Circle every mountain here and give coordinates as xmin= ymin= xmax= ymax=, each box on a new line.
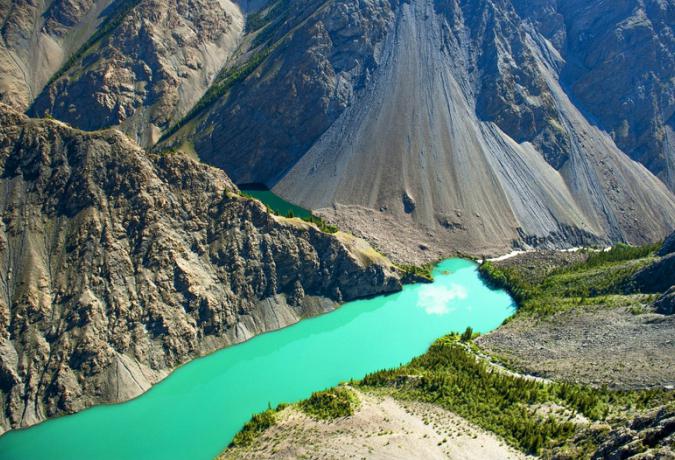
xmin=178 ymin=0 xmax=675 ymax=259
xmin=2 ymin=0 xmax=244 ymax=146
xmin=0 ymin=0 xmax=112 ymax=109
xmin=1 ymin=0 xmax=673 ymax=260
xmin=0 ymin=103 xmax=400 ymax=432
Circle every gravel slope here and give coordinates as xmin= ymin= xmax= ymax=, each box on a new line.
xmin=222 ymin=389 xmax=528 ymax=460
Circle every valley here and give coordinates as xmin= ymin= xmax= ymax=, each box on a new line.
xmin=0 ymin=0 xmax=673 ymax=458
xmin=221 ymin=240 xmax=675 ymax=459
xmin=0 ymin=259 xmax=514 ymax=459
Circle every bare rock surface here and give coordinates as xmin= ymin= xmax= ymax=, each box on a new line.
xmin=630 ymin=253 xmax=675 ymax=294
xmin=0 ymin=104 xmax=401 ymax=433
xmin=184 ymin=0 xmax=675 ymax=260
xmin=655 ymin=287 xmax=675 ymax=315
xmin=0 ymin=0 xmax=114 ymax=108
xmin=28 ymin=0 xmax=244 ymax=147
xmin=590 ymin=405 xmax=675 ymax=460
xmin=477 ymin=306 xmax=675 ymax=390
xmin=659 ymin=230 xmax=675 ymax=257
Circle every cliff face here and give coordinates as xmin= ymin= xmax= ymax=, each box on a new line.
xmin=0 ymin=104 xmax=401 ymax=433
xmin=183 ymin=0 xmax=675 ymax=260
xmin=554 ymin=0 xmax=675 ymax=191
xmin=28 ymin=0 xmax=244 ymax=147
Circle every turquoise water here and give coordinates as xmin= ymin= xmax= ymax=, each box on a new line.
xmin=0 ymin=259 xmax=514 ymax=460
xmin=240 ymin=187 xmax=313 ymax=218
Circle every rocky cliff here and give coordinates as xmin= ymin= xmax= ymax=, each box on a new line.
xmin=0 ymin=104 xmax=401 ymax=433
xmin=27 ymin=0 xmax=244 ymax=147
xmin=0 ymin=0 xmax=114 ymax=109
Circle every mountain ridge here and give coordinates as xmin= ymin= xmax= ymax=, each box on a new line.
xmin=0 ymin=103 xmax=400 ymax=433
xmin=1 ymin=0 xmax=673 ymax=262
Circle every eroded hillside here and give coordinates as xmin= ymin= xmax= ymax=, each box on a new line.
xmin=0 ymin=103 xmax=401 ymax=433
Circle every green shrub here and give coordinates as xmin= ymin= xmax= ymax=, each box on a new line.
xmin=229 ymin=409 xmax=276 ymax=447
xmin=478 ymin=242 xmax=659 ymax=317
xmin=299 ymin=387 xmax=357 ymax=420
xmin=300 ymin=215 xmax=338 ymax=234
xmin=396 ymin=263 xmax=434 ymax=283
xmin=478 ymin=261 xmax=533 ymax=303
xmin=583 ymin=243 xmax=660 ymax=268
xmin=360 ymin=336 xmax=672 ymax=455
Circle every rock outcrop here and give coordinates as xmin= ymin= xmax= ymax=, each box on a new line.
xmin=554 ymin=0 xmax=675 ymax=192
xmin=2 ymin=0 xmax=674 ymax=259
xmin=658 ymin=230 xmax=675 ymax=257
xmin=630 ymin=254 xmax=675 ymax=294
xmin=0 ymin=104 xmax=401 ymax=433
xmin=28 ymin=0 xmax=244 ymax=146
xmin=0 ymin=0 xmax=113 ymax=109
xmin=591 ymin=405 xmax=675 ymax=460
xmin=654 ymin=287 xmax=675 ymax=315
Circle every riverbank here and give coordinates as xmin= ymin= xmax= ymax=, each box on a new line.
xmin=0 ymin=259 xmax=513 ymax=460
xmin=222 ymin=335 xmax=674 ymax=459
xmin=476 ymin=244 xmax=674 ymax=389
xmin=221 ymin=387 xmax=527 ymax=460
xmin=222 ymin=240 xmax=675 ymax=459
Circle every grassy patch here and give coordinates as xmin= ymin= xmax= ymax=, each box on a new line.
xmin=299 ymin=387 xmax=358 ymax=420
xmin=478 ymin=243 xmax=661 ymax=317
xmin=229 ymin=409 xmax=277 ymax=448
xmin=396 ymin=263 xmax=434 ymax=283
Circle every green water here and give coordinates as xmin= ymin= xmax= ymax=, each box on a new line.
xmin=240 ymin=187 xmax=312 ymax=218
xmin=0 ymin=259 xmax=514 ymax=460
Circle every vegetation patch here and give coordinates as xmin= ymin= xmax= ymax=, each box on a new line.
xmin=478 ymin=243 xmax=661 ymax=317
xmin=299 ymin=387 xmax=359 ymax=420
xmin=299 ymin=215 xmax=338 ymax=234
xmin=245 ymin=0 xmax=291 ymax=34
xmin=360 ymin=335 xmax=672 ymax=456
xmin=43 ymin=0 xmax=142 ymax=88
xmin=238 ymin=189 xmax=338 ymax=233
xmin=582 ymin=243 xmax=661 ymax=268
xmin=229 ymin=409 xmax=278 ymax=448
xmin=160 ymin=47 xmax=274 ymax=141
xmin=396 ymin=263 xmax=434 ymax=283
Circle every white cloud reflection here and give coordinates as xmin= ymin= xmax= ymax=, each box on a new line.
xmin=417 ymin=283 xmax=467 ymax=315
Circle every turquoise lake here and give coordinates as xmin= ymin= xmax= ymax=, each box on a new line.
xmin=240 ymin=187 xmax=313 ymax=218
xmin=0 ymin=258 xmax=514 ymax=460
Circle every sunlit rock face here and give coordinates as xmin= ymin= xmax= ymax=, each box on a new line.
xmin=188 ymin=0 xmax=675 ymax=258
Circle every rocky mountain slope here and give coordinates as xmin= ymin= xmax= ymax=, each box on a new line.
xmin=176 ymin=0 xmax=675 ymax=259
xmin=0 ymin=103 xmax=401 ymax=433
xmin=3 ymin=0 xmax=244 ymax=147
xmin=1 ymin=0 xmax=673 ymax=258
xmin=0 ymin=0 xmax=115 ymax=109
